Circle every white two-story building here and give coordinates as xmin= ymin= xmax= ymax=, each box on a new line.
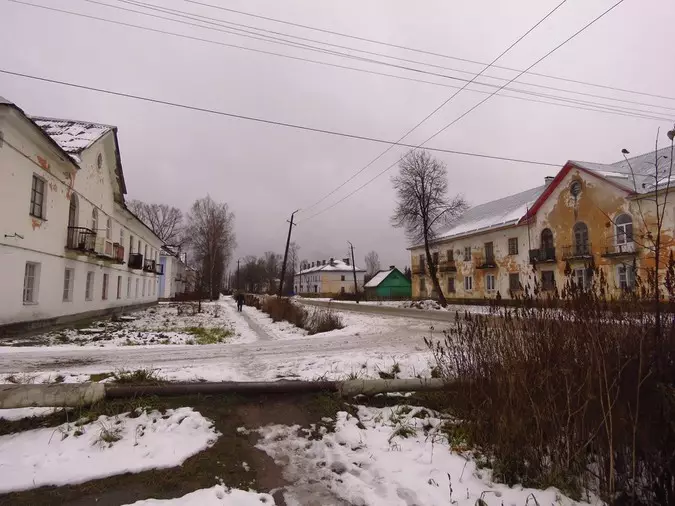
xmin=0 ymin=97 xmax=164 ymax=333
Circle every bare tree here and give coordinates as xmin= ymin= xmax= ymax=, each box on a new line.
xmin=185 ymin=196 xmax=236 ymax=300
xmin=364 ymin=251 xmax=381 ymax=281
xmin=127 ymin=200 xmax=183 ymax=245
xmin=263 ymin=251 xmax=282 ymax=293
xmin=391 ymin=150 xmax=467 ymax=307
xmin=284 ymin=242 xmax=300 ymax=295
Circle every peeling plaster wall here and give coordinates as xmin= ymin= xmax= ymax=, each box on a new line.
xmin=0 ymin=108 xmax=162 ymax=326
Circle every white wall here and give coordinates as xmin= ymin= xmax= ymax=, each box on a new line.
xmin=0 ymin=107 xmax=163 ymax=326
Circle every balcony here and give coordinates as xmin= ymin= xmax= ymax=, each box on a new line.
xmin=143 ymin=259 xmax=156 ymax=273
xmin=529 ymin=247 xmax=556 ymax=264
xmin=112 ymin=243 xmax=125 ymax=264
xmin=562 ymin=243 xmax=593 ymax=260
xmin=94 ymin=237 xmax=114 ymax=258
xmin=412 ymin=265 xmax=426 ymax=275
xmin=475 ymin=254 xmax=497 ymax=269
xmin=155 ymin=262 xmax=164 ymax=275
xmin=66 ymin=227 xmax=96 ymax=253
xmin=601 ymin=240 xmax=638 ymax=258
xmin=128 ymin=253 xmax=143 ymax=270
xmin=439 ymin=261 xmax=457 ymax=272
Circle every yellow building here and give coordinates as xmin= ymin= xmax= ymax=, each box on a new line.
xmin=294 ymin=257 xmax=365 ymax=296
xmin=409 ymin=147 xmax=675 ymax=300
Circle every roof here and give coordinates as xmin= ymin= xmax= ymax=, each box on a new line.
xmin=297 ymin=258 xmax=364 ymax=275
xmin=30 ymin=116 xmax=114 ymax=154
xmin=434 ymin=184 xmax=547 ymax=242
xmin=0 ymin=96 xmax=13 ymax=106
xmin=364 ymin=269 xmax=394 ymax=288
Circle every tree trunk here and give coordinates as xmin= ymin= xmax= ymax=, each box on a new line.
xmin=424 ymin=238 xmax=447 ymax=307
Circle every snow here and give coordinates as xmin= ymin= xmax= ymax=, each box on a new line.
xmin=311 ymin=298 xmax=492 ymax=315
xmin=363 ymin=269 xmax=393 ymax=288
xmin=123 ymin=485 xmax=274 ymax=505
xmin=0 ymin=407 xmax=219 ymax=493
xmin=0 ymin=407 xmax=63 ymax=421
xmin=31 ymin=117 xmax=112 ymax=153
xmin=257 ymin=406 xmax=595 ymax=506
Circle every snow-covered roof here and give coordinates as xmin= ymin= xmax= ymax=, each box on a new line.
xmin=435 ymin=184 xmax=547 ymax=242
xmin=0 ymin=96 xmax=13 ymax=106
xmin=364 ymin=269 xmax=394 ymax=288
xmin=297 ymin=258 xmax=364 ymax=275
xmin=31 ymin=116 xmax=114 ymax=153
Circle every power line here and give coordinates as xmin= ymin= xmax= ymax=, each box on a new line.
xmin=300 ymin=0 xmax=569 ymax=214
xmin=300 ymin=0 xmax=628 ymax=223
xmin=10 ymin=1 xmax=673 ymax=124
xmin=0 ymin=67 xmax=563 ymax=167
xmin=188 ymin=0 xmax=675 ymax=104
xmin=113 ymin=0 xmax=675 ymax=115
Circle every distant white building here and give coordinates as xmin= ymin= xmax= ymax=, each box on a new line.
xmin=159 ymin=247 xmax=188 ymax=299
xmin=0 ymin=97 xmax=164 ymax=333
xmin=294 ymin=257 xmax=365 ymax=296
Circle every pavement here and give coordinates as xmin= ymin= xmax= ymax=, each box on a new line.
xmin=298 ymin=299 xmax=461 ymax=322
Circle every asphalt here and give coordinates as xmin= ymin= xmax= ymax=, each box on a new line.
xmin=298 ymin=299 xmax=461 ymax=322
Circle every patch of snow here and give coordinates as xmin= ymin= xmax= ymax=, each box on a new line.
xmin=0 ymin=407 xmax=63 ymax=421
xmin=122 ymin=485 xmax=274 ymax=505
xmin=0 ymin=407 xmax=219 ymax=493
xmin=257 ymin=406 xmax=595 ymax=506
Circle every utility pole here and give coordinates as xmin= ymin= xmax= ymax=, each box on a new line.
xmin=236 ymin=259 xmax=240 ymax=292
xmin=278 ymin=209 xmax=300 ymax=296
xmin=348 ymin=241 xmax=359 ymax=303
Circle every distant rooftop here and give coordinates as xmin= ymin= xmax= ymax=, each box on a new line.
xmin=364 ymin=268 xmax=394 ymax=288
xmin=31 ymin=116 xmax=114 ymax=154
xmin=297 ymin=258 xmax=364 ymax=275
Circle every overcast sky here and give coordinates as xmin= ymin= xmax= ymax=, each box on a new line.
xmin=2 ymin=0 xmax=673 ymax=270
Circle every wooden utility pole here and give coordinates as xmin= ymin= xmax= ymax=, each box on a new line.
xmin=278 ymin=210 xmax=299 ymax=296
xmin=236 ymin=259 xmax=240 ymax=292
xmin=348 ymin=241 xmax=359 ymax=303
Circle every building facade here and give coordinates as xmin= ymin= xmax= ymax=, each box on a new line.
xmin=159 ymin=248 xmax=188 ymax=299
xmin=0 ymin=97 xmax=164 ymax=330
xmin=294 ymin=258 xmax=365 ymax=296
xmin=410 ymin=151 xmax=675 ymax=300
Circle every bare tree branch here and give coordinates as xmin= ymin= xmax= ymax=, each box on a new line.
xmin=127 ymin=199 xmax=184 ymax=245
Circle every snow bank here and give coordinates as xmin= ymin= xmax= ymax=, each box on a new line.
xmin=257 ymin=405 xmax=593 ymax=506
xmin=0 ymin=407 xmax=219 ymax=493
xmin=123 ymin=485 xmax=274 ymax=505
xmin=0 ymin=407 xmax=63 ymax=421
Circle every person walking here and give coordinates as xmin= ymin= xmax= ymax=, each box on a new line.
xmin=236 ymin=292 xmax=244 ymax=312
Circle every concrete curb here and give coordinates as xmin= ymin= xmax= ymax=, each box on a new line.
xmin=0 ymin=379 xmax=447 ymax=409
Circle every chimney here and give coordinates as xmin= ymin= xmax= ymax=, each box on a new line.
xmin=545 ymin=176 xmax=555 ymax=186
xmin=389 ymin=265 xmax=395 ymax=270
xmin=322 ymin=260 xmax=326 ymax=265
xmin=343 ymin=257 xmax=350 ymax=266
xmin=311 ymin=262 xmax=315 ymax=268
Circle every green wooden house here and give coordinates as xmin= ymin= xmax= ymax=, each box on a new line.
xmin=364 ymin=267 xmax=412 ymax=299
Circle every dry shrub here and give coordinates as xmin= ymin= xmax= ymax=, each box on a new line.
xmin=244 ymin=295 xmax=342 ymax=334
xmin=304 ymin=307 xmax=344 ymax=335
xmin=428 ymin=266 xmax=675 ymax=504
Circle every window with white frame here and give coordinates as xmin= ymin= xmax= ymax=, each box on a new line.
xmin=127 ymin=277 xmax=132 ymax=298
xmin=508 ymin=238 xmax=519 ymax=255
xmin=29 ymin=175 xmax=46 ymax=219
xmin=116 ymin=276 xmax=122 ymax=299
xmin=464 ymin=275 xmax=473 ymax=291
xmin=63 ymin=268 xmax=74 ymax=302
xmin=102 ymin=273 xmax=109 ymax=300
xmin=486 ymin=274 xmax=496 ymax=291
xmin=135 ymin=278 xmax=139 ymax=298
xmin=617 ymin=264 xmax=635 ymax=291
xmin=463 ymin=247 xmax=471 ymax=262
xmin=106 ymin=217 xmax=112 ymax=240
xmin=615 ymin=214 xmax=633 ymax=245
xmin=85 ymin=271 xmax=94 ymax=301
xmin=23 ymin=262 xmax=40 ymax=304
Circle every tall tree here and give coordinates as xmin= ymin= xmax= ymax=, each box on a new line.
xmin=364 ymin=251 xmax=381 ymax=280
xmin=127 ymin=200 xmax=183 ymax=245
xmin=403 ymin=266 xmax=412 ymax=281
xmin=391 ymin=150 xmax=467 ymax=307
xmin=284 ymin=242 xmax=300 ymax=295
xmin=263 ymin=251 xmax=282 ymax=293
xmin=185 ymin=196 xmax=236 ymax=300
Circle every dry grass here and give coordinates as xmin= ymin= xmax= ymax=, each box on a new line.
xmin=245 ymin=295 xmax=343 ymax=334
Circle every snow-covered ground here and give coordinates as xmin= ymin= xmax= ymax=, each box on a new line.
xmin=257 ymin=405 xmax=595 ymax=506
xmin=0 ymin=297 xmax=439 ymax=383
xmin=123 ymin=486 xmax=275 ymax=506
xmin=303 ymin=297 xmax=493 ymax=314
xmin=0 ymin=407 xmax=218 ymax=493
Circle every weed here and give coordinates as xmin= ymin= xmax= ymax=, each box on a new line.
xmin=89 ymin=372 xmax=114 ymax=382
xmin=54 ymin=333 xmax=71 ymax=344
xmin=389 ymin=424 xmax=416 ymax=441
xmin=112 ymin=369 xmax=166 ymax=385
xmin=185 ymin=327 xmax=232 ymax=344
xmin=96 ymin=421 xmax=123 ymax=447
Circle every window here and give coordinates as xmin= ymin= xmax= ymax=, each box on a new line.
xmin=119 ymin=228 xmax=124 ymax=246
xmin=116 ymin=276 xmax=122 ymax=299
xmin=573 ymin=268 xmax=592 ymax=290
xmin=97 ymin=152 xmax=103 ymax=169
xmin=23 ymin=262 xmax=39 ymax=303
xmin=464 ymin=275 xmax=473 ymax=291
xmin=30 ymin=175 xmax=46 ymax=219
xmin=418 ymin=254 xmax=425 ymax=273
xmin=541 ymin=228 xmax=554 ymax=249
xmin=541 ymin=271 xmax=555 ymax=291
xmin=135 ymin=278 xmax=139 ymax=298
xmin=447 ymin=249 xmax=454 ymax=262
xmin=91 ymin=208 xmax=98 ymax=232
xmin=508 ymin=238 xmax=519 ymax=255
xmin=102 ymin=273 xmax=109 ymax=300
xmin=484 ymin=242 xmax=494 ymax=263
xmin=509 ymin=273 xmax=520 ymax=291
xmin=63 ymin=268 xmax=74 ymax=302
xmin=420 ymin=278 xmax=426 ymax=292
xmin=142 ymin=279 xmax=146 ymax=297
xmin=570 ymin=180 xmax=582 ymax=197
xmin=144 ymin=245 xmax=148 ymax=260
xmin=127 ymin=277 xmax=132 ymax=298
xmin=615 ymin=214 xmax=633 ymax=245
xmin=340 ymin=286 xmax=345 ymax=294
xmin=486 ymin=274 xmax=496 ymax=291
xmin=432 ymin=252 xmax=439 ymax=267
xmin=618 ymin=264 xmax=635 ymax=291
xmin=341 ymin=275 xmax=345 ymax=281
xmin=85 ymin=271 xmax=94 ymax=301
xmin=448 ymin=277 xmax=456 ymax=293
xmin=573 ymin=222 xmax=589 ymax=255
xmin=129 ymin=234 xmax=134 ymax=254
xmin=106 ymin=217 xmax=112 ymax=240
xmin=137 ymin=240 xmax=141 ymax=256
xmin=463 ymin=247 xmax=471 ymax=262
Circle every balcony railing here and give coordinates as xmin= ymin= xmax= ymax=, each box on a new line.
xmin=155 ymin=262 xmax=164 ymax=275
xmin=475 ymin=254 xmax=497 ymax=269
xmin=562 ymin=243 xmax=593 ymax=260
xmin=112 ymin=243 xmax=125 ymax=264
xmin=529 ymin=247 xmax=556 ymax=264
xmin=128 ymin=253 xmax=143 ymax=270
xmin=439 ymin=261 xmax=457 ymax=272
xmin=66 ymin=227 xmax=96 ymax=252
xmin=601 ymin=240 xmax=638 ymax=257
xmin=412 ymin=265 xmax=425 ymax=275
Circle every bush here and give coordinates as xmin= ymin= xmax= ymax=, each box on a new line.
xmin=427 ymin=268 xmax=675 ymax=504
xmin=244 ymin=295 xmax=343 ymax=334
